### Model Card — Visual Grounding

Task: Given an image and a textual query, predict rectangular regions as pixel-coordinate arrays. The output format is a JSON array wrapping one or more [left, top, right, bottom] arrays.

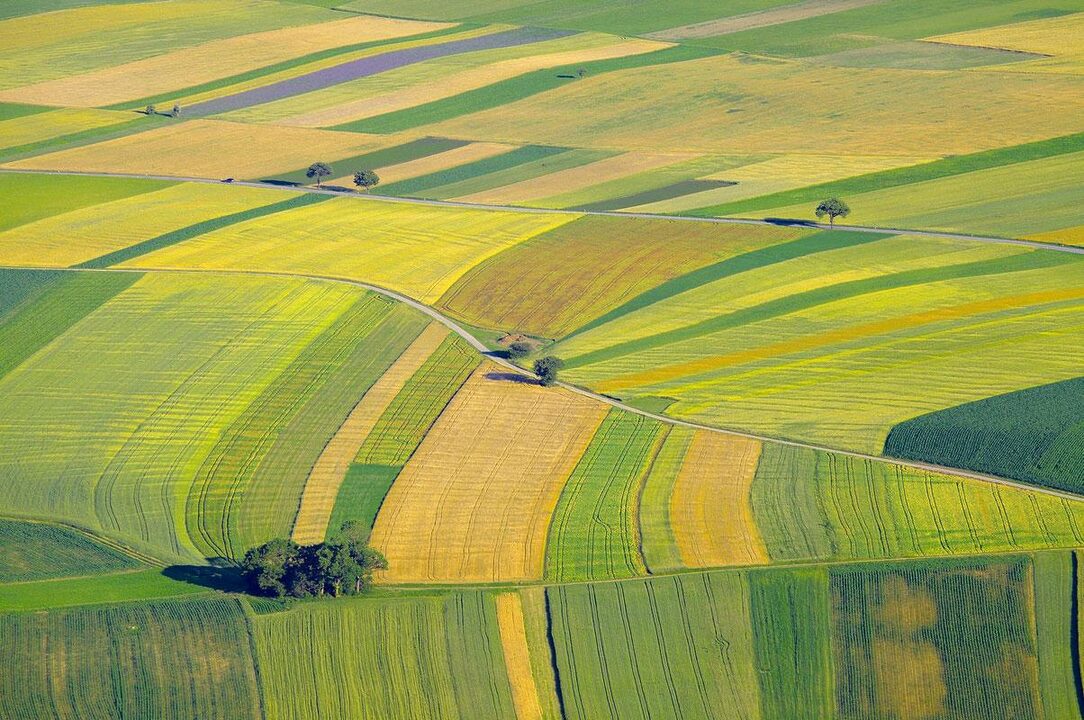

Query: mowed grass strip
[[0, 597, 260, 718], [0, 568, 209, 612], [751, 444, 1084, 564], [0, 519, 140, 582], [548, 571, 763, 720], [544, 410, 666, 582], [439, 216, 806, 339], [371, 365, 605, 583], [125, 196, 578, 303], [671, 432, 766, 568], [638, 426, 694, 574], [292, 322, 448, 545]]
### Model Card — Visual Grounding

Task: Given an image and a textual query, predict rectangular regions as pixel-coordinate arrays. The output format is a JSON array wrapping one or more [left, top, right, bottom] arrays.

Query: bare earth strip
[[671, 432, 767, 567], [370, 364, 606, 583], [327, 141, 517, 188], [291, 323, 449, 545], [647, 0, 887, 41], [0, 15, 451, 107], [496, 593, 545, 720]]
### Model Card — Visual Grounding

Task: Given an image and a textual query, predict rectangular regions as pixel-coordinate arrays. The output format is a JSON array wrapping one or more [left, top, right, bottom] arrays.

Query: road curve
[[3, 167, 1083, 256], [11, 261, 1082, 506]]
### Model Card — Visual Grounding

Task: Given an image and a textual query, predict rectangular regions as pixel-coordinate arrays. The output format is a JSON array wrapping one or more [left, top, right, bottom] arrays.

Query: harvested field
[[545, 411, 666, 582], [7, 119, 386, 179], [439, 216, 805, 338], [127, 195, 577, 302], [370, 364, 606, 583], [0, 15, 450, 107], [671, 432, 767, 568], [495, 593, 544, 720], [928, 11, 1084, 75], [647, 0, 886, 40], [291, 322, 448, 545], [186, 27, 575, 116]]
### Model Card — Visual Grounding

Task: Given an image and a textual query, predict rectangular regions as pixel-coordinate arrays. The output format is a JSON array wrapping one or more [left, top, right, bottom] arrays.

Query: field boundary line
[[1, 168, 1082, 255]]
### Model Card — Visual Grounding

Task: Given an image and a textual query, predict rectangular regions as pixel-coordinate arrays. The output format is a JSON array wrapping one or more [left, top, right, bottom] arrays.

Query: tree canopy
[[241, 522, 387, 598], [815, 197, 850, 225], [306, 162, 333, 187], [353, 169, 380, 192], [534, 355, 565, 386]]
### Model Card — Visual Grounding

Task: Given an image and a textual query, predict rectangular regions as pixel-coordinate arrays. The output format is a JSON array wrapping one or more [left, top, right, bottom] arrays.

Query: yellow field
[[0, 182, 284, 267], [496, 593, 544, 720], [291, 323, 448, 545], [458, 151, 694, 205], [125, 196, 577, 302], [928, 12, 1084, 75], [6, 119, 387, 179], [282, 37, 669, 128], [625, 153, 936, 214], [648, 0, 882, 40], [1026, 225, 1084, 247], [0, 108, 133, 151], [370, 365, 606, 583], [0, 15, 450, 107], [326, 141, 517, 188], [670, 432, 766, 567], [424, 53, 1084, 155]]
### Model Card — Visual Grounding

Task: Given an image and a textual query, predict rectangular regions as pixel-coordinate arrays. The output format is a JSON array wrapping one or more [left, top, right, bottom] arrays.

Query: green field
[[0, 520, 140, 582]]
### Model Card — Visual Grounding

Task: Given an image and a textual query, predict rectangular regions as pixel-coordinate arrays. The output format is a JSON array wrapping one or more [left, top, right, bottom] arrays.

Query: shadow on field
[[257, 179, 301, 187], [763, 217, 817, 227], [485, 371, 539, 385], [163, 564, 246, 593]]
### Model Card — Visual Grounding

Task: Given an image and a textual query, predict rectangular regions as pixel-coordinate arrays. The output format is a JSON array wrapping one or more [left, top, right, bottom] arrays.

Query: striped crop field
[[0, 519, 140, 582], [327, 140, 517, 188], [556, 234, 1084, 453], [0, 597, 261, 719], [0, 270, 425, 562], [544, 410, 666, 582], [6, 119, 389, 179], [0, 108, 134, 152], [928, 11, 1084, 75], [637, 426, 694, 574], [438, 215, 807, 337], [251, 592, 515, 720], [0, 172, 172, 234], [370, 364, 606, 583], [494, 592, 548, 720], [125, 194, 577, 302], [0, 14, 450, 108], [0, 181, 292, 267]]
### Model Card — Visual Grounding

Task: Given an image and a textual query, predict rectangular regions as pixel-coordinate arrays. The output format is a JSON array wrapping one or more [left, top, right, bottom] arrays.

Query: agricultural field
[[3, 0, 1084, 716]]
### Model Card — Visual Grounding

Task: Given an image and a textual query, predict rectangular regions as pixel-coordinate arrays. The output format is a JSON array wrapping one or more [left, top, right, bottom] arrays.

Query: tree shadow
[[485, 371, 539, 385], [763, 217, 816, 227], [162, 564, 246, 593], [257, 179, 301, 187]]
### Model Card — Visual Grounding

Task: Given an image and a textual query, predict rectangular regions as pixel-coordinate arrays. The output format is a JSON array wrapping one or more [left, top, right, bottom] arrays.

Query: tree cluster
[[241, 522, 387, 598], [534, 355, 564, 386], [305, 162, 381, 191]]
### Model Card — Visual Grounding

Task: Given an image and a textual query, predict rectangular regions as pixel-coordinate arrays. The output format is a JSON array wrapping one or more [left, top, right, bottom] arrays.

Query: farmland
[[2, 0, 1084, 716]]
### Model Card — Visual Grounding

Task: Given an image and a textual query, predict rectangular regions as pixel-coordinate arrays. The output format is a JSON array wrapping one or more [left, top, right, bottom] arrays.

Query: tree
[[306, 162, 333, 187], [171, 104, 181, 118], [145, 104, 156, 116], [241, 538, 299, 597], [507, 340, 532, 360], [533, 355, 565, 386], [353, 169, 380, 192], [577, 67, 586, 79], [815, 197, 850, 226]]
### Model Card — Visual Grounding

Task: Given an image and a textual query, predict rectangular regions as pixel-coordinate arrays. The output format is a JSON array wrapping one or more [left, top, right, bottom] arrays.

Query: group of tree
[[145, 104, 181, 118], [534, 355, 564, 386], [306, 162, 380, 191], [241, 521, 387, 598]]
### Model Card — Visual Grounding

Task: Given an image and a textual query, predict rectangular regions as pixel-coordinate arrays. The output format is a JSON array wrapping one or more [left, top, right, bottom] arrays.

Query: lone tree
[[507, 340, 533, 360], [241, 522, 387, 599], [577, 67, 587, 79], [533, 355, 564, 387], [306, 162, 333, 187], [171, 104, 181, 118], [815, 197, 850, 226], [353, 169, 380, 192], [145, 104, 156, 116]]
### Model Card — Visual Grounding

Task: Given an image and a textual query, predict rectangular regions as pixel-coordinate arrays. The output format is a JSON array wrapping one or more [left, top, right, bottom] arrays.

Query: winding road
[[2, 166, 1081, 505]]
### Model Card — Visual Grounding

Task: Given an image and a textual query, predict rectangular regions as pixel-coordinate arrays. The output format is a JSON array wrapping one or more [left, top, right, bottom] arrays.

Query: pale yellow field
[[457, 151, 694, 205], [496, 593, 544, 720], [370, 365, 606, 583], [6, 119, 387, 179], [670, 432, 766, 567], [291, 323, 448, 545], [0, 15, 451, 107], [424, 53, 1084, 155], [125, 195, 578, 302], [625, 153, 936, 214], [928, 12, 1084, 74], [1026, 225, 1084, 247], [648, 0, 883, 40], [282, 37, 669, 128], [0, 108, 133, 151], [326, 141, 517, 188], [0, 182, 284, 267]]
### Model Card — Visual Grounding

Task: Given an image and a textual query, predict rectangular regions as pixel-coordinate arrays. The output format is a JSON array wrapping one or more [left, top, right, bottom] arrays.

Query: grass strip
[[327, 464, 402, 542], [574, 179, 735, 212], [0, 115, 167, 164], [380, 144, 568, 197], [76, 191, 332, 269], [260, 136, 469, 184], [0, 101, 52, 122], [568, 230, 877, 339], [688, 131, 1084, 218], [424, 147, 614, 199], [335, 43, 721, 134], [107, 24, 474, 111], [565, 247, 1080, 368], [0, 569, 208, 611]]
